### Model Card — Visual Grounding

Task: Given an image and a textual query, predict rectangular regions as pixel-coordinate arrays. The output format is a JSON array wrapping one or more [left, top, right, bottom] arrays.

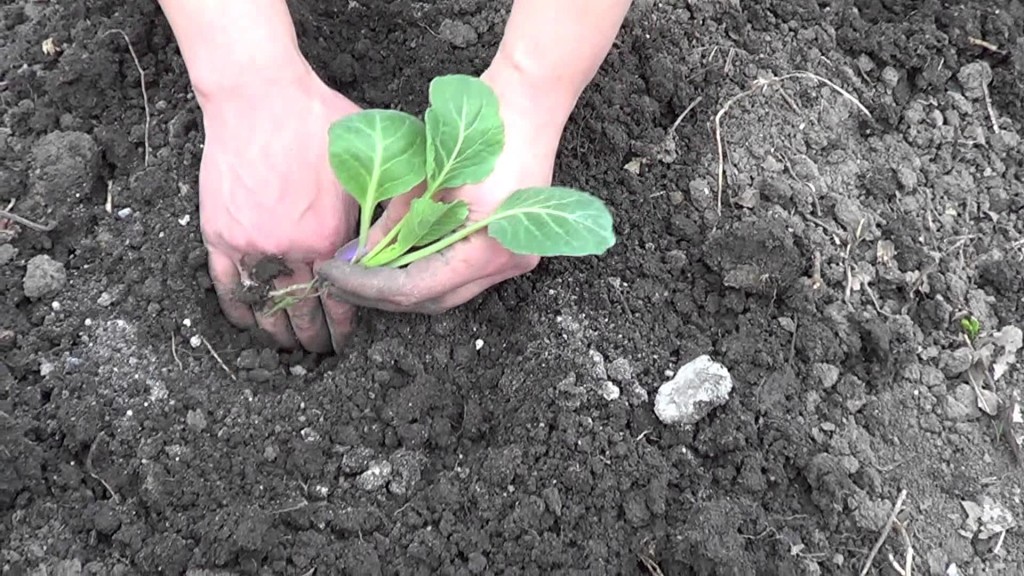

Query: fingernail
[[335, 239, 360, 263]]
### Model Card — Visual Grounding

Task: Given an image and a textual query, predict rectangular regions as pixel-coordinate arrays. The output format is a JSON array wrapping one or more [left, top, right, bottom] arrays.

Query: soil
[[3, 0, 1024, 575]]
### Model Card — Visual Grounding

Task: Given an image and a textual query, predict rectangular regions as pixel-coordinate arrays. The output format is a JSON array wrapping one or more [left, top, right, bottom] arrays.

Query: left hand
[[316, 67, 569, 314]]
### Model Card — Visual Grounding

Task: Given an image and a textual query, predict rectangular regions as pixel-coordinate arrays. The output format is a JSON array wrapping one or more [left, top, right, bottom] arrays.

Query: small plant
[[329, 74, 616, 268], [264, 75, 615, 314], [961, 315, 981, 342]]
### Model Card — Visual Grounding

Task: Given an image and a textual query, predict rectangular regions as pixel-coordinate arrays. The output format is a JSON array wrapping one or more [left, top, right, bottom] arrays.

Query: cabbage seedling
[[263, 75, 615, 315], [329, 74, 615, 268]]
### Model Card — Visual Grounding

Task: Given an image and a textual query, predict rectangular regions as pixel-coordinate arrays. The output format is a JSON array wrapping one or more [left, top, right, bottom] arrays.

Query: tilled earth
[[3, 1, 1024, 575]]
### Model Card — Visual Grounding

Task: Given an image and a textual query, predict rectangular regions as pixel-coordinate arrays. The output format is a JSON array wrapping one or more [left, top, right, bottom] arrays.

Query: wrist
[[159, 0, 311, 104], [481, 52, 579, 145]]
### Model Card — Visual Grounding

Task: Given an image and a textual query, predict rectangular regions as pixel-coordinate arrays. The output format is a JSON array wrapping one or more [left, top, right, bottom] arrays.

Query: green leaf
[[486, 187, 616, 257], [328, 109, 427, 211], [425, 75, 504, 195], [362, 198, 469, 267]]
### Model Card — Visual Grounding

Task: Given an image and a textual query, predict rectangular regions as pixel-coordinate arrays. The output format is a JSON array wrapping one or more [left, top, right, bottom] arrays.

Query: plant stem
[[358, 221, 401, 265], [358, 181, 444, 266], [357, 205, 373, 256], [387, 216, 493, 268]]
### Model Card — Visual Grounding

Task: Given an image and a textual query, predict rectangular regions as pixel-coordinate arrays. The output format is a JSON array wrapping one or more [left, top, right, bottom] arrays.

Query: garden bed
[[2, 0, 1024, 574]]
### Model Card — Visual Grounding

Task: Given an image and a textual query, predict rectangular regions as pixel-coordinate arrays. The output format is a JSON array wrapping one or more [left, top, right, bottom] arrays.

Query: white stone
[[654, 355, 733, 426]]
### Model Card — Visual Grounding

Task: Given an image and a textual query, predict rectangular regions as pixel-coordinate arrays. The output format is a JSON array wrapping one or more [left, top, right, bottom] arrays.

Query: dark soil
[[3, 0, 1024, 574]]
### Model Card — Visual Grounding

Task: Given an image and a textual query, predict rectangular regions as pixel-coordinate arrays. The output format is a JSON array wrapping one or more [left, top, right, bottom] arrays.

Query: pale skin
[[157, 0, 633, 353]]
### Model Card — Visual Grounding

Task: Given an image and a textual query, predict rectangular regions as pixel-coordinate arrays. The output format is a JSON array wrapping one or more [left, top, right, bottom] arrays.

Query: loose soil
[[3, 1, 1024, 575]]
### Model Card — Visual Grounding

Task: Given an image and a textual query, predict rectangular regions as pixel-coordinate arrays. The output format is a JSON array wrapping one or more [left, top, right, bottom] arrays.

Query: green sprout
[[329, 74, 616, 268], [960, 315, 981, 342], [263, 75, 616, 315]]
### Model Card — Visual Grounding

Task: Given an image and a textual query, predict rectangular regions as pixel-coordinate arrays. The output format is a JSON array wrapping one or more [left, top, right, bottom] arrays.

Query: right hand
[[195, 64, 361, 353]]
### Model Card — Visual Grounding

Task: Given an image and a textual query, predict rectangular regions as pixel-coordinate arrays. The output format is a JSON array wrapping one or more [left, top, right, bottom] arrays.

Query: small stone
[[116, 207, 133, 219], [688, 178, 713, 210], [92, 502, 121, 536], [388, 450, 425, 496], [52, 559, 82, 576], [541, 486, 563, 517], [598, 381, 620, 401], [957, 61, 993, 100], [607, 358, 634, 382], [0, 328, 15, 351], [289, 365, 308, 377], [186, 409, 207, 431], [188, 335, 202, 348], [263, 444, 279, 462], [939, 348, 973, 377], [23, 254, 67, 299], [789, 154, 820, 181], [880, 66, 901, 89], [236, 349, 260, 370], [355, 461, 393, 491], [654, 355, 733, 426], [467, 552, 488, 574], [587, 349, 608, 381], [300, 427, 320, 442], [0, 243, 17, 266], [812, 363, 841, 388], [340, 446, 375, 475], [40, 360, 55, 377], [949, 384, 982, 420], [97, 291, 115, 307], [438, 19, 478, 48]]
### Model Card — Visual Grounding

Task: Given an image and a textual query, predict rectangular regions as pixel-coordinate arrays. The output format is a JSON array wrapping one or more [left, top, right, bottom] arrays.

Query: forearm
[[487, 0, 633, 123], [157, 0, 310, 102]]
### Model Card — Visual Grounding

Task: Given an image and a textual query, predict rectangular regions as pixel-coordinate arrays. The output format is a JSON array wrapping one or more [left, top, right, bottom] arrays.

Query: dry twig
[[103, 29, 151, 167], [170, 333, 183, 371], [85, 432, 120, 503], [201, 336, 237, 381], [859, 489, 908, 576], [0, 208, 57, 232]]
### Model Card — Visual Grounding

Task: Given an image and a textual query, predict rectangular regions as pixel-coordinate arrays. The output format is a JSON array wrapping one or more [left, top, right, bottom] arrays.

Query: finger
[[424, 256, 539, 311], [320, 290, 357, 352], [249, 261, 299, 350], [207, 248, 257, 329], [274, 262, 331, 353]]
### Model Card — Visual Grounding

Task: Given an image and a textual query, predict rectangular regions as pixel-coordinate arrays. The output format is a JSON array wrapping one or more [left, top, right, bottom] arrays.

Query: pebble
[[467, 552, 488, 574], [289, 365, 308, 377], [939, 348, 973, 377], [654, 355, 733, 426], [438, 19, 478, 48], [340, 446, 375, 475], [948, 384, 982, 421], [957, 61, 993, 100], [598, 381, 621, 401], [236, 349, 260, 370], [587, 350, 608, 381], [355, 461, 393, 491], [189, 335, 202, 348], [23, 254, 67, 299], [607, 358, 634, 382], [116, 207, 133, 219], [811, 363, 841, 389], [300, 427, 320, 442], [0, 243, 17, 266], [186, 409, 207, 431]]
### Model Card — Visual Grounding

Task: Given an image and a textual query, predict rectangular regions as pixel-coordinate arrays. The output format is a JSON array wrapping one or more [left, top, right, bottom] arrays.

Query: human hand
[[197, 66, 360, 352], [315, 67, 568, 314]]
